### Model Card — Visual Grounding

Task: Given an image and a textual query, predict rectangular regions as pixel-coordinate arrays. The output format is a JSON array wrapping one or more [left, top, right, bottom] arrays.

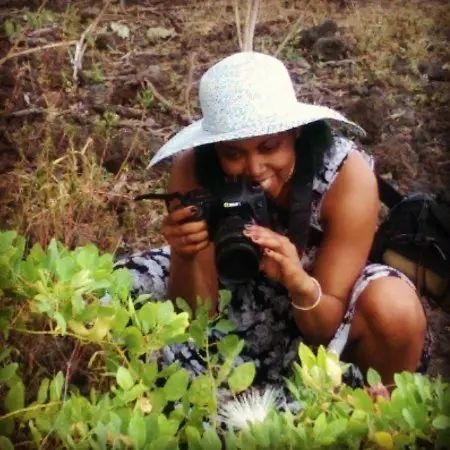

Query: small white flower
[[219, 387, 282, 430]]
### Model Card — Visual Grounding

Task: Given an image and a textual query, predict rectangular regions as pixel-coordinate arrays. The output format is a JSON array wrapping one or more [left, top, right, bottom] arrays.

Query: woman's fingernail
[[244, 223, 253, 229], [190, 206, 197, 213], [243, 229, 251, 236]]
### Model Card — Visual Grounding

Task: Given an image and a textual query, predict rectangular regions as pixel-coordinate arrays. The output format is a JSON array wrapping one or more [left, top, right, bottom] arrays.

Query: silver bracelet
[[291, 277, 322, 311]]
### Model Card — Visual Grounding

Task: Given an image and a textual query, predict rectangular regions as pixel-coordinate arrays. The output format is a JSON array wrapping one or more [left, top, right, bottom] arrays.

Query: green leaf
[[0, 363, 18, 383], [137, 303, 158, 333], [116, 366, 134, 390], [53, 312, 67, 334], [367, 368, 382, 387], [122, 326, 145, 353], [0, 231, 17, 253], [188, 375, 215, 406], [218, 289, 232, 312], [224, 430, 239, 450], [128, 412, 146, 449], [175, 297, 192, 317], [214, 319, 237, 333], [36, 378, 50, 404], [433, 415, 450, 430], [402, 408, 415, 429], [217, 334, 244, 358], [49, 371, 64, 401], [141, 361, 158, 387], [352, 389, 374, 413], [298, 343, 316, 370], [55, 256, 76, 282], [228, 362, 255, 393], [157, 301, 175, 324], [313, 412, 327, 437], [0, 436, 14, 450], [201, 428, 222, 450], [185, 425, 202, 450], [5, 380, 25, 412], [164, 368, 190, 401]]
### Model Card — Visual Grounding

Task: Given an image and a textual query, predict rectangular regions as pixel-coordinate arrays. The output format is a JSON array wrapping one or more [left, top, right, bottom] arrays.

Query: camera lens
[[214, 216, 261, 284]]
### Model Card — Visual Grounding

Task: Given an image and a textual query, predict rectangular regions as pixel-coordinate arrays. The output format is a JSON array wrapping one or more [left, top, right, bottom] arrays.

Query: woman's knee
[[351, 276, 427, 349]]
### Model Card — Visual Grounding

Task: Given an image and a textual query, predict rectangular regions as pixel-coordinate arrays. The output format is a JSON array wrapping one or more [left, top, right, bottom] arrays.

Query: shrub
[[0, 230, 449, 449]]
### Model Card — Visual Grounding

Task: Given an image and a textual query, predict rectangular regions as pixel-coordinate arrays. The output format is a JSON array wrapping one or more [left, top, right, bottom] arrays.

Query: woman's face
[[215, 130, 297, 199]]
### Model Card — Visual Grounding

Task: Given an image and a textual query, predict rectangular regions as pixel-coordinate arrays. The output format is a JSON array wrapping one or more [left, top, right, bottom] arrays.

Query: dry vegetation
[[0, 0, 449, 379]]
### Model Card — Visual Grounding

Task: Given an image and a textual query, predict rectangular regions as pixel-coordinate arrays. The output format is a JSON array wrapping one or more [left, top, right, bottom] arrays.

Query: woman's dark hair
[[193, 120, 334, 191]]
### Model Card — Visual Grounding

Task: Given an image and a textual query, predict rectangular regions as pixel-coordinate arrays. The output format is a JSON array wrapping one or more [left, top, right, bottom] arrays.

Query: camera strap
[[287, 148, 316, 253]]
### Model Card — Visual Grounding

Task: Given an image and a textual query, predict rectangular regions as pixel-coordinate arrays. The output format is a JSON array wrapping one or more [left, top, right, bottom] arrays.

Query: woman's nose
[[245, 155, 264, 179]]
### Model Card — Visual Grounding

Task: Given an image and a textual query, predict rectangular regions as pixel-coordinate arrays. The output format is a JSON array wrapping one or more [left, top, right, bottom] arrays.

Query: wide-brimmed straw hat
[[149, 51, 365, 167]]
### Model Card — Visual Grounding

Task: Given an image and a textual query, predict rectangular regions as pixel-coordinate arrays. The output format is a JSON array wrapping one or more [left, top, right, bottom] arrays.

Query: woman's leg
[[335, 264, 430, 385]]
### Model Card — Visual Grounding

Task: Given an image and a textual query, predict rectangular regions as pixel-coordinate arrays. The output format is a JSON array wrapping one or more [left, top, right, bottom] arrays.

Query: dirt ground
[[0, 0, 449, 380]]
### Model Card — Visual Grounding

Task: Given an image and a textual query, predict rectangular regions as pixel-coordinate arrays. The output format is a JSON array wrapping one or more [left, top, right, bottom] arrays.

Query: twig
[[242, 0, 257, 51], [70, 0, 112, 82], [274, 10, 308, 58], [0, 40, 78, 66], [114, 109, 147, 181], [247, 0, 260, 51], [63, 342, 82, 402], [0, 107, 46, 118], [184, 52, 197, 123], [0, 0, 50, 66], [143, 79, 183, 113], [233, 0, 243, 50]]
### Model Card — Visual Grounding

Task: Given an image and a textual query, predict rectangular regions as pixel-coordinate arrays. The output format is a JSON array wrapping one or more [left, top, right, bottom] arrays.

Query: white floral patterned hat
[[149, 51, 365, 167]]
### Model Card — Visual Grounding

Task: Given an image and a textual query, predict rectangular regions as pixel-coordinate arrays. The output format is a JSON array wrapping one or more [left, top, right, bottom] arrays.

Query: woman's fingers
[[243, 225, 295, 255], [165, 219, 208, 238], [168, 205, 199, 224], [162, 206, 210, 257]]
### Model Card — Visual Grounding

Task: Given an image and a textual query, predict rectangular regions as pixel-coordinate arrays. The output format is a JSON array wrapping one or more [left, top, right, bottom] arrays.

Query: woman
[[116, 51, 431, 387]]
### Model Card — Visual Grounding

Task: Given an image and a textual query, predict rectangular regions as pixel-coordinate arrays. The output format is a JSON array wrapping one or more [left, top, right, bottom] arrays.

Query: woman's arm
[[290, 150, 379, 343], [244, 150, 379, 343], [165, 150, 219, 311]]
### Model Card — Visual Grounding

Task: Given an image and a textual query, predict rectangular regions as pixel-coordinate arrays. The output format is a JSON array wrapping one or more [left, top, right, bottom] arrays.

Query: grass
[[0, 0, 448, 254]]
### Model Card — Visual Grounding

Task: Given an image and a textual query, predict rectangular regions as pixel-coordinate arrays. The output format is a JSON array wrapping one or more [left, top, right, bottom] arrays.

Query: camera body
[[179, 178, 270, 284]]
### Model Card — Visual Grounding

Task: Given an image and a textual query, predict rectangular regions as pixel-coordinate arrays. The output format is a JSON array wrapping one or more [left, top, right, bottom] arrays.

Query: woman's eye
[[260, 140, 280, 152], [222, 150, 241, 160]]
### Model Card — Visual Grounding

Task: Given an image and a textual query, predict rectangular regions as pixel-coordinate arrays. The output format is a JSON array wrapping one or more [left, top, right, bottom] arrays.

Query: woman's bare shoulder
[[321, 149, 378, 224], [168, 149, 200, 193]]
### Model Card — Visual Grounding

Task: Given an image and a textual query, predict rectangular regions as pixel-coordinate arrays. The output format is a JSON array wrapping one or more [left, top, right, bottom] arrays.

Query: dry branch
[[242, 0, 260, 51], [70, 0, 112, 82], [274, 10, 308, 58], [0, 41, 78, 67], [184, 52, 197, 123], [233, 0, 243, 50]]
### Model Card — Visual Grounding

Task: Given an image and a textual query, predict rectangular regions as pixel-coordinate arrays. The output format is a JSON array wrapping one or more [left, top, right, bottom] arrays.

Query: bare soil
[[0, 0, 449, 380]]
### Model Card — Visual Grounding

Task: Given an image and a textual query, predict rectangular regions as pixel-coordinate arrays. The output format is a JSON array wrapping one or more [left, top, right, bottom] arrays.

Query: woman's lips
[[259, 176, 273, 190]]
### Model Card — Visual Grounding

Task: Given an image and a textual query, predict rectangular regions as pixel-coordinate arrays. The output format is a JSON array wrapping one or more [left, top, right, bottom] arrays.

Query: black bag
[[370, 177, 450, 311]]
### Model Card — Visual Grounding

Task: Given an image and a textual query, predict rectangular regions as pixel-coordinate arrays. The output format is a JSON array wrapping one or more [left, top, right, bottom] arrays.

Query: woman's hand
[[243, 224, 310, 293], [162, 206, 210, 258]]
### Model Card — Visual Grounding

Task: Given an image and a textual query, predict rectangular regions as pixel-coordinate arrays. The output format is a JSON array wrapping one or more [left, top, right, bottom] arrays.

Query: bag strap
[[376, 175, 404, 207]]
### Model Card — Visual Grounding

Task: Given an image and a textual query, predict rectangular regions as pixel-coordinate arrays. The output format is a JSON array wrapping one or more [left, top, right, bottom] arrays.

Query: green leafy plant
[[0, 230, 449, 449]]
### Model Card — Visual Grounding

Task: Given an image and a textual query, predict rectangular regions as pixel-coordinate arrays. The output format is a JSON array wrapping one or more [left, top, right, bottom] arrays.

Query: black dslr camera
[[135, 177, 270, 284]]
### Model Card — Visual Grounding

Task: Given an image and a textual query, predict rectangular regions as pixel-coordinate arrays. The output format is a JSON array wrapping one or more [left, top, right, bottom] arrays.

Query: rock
[[311, 36, 347, 61], [146, 27, 176, 43], [349, 85, 370, 97], [344, 94, 389, 144], [372, 136, 419, 180], [418, 61, 450, 82], [298, 19, 338, 49]]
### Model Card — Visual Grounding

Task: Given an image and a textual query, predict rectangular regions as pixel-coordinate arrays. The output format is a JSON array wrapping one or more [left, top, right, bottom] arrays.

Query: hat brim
[[148, 102, 365, 167]]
